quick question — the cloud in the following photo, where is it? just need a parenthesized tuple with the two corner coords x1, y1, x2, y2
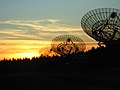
(0, 19, 82, 31)
(0, 19, 96, 42)
(0, 19, 98, 59)
(0, 20, 46, 30)
(0, 40, 51, 54)
(0, 29, 40, 40)
(47, 19, 60, 24)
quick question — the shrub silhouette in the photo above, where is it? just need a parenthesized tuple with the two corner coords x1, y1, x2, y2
(0, 40, 120, 74)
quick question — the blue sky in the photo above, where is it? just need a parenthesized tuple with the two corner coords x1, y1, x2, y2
(0, 0, 120, 59)
(0, 0, 120, 25)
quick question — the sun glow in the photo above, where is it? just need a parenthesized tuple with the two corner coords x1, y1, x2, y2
(14, 52, 40, 59)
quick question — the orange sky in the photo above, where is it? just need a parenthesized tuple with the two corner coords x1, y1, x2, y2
(0, 19, 99, 60)
(0, 40, 98, 60)
(0, 0, 119, 60)
(0, 40, 50, 60)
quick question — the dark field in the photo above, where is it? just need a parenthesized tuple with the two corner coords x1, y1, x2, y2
(0, 67, 120, 90)
(0, 44, 120, 90)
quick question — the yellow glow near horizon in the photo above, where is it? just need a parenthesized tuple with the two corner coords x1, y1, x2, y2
(0, 40, 51, 60)
(1, 52, 40, 60)
(14, 52, 40, 59)
(0, 40, 98, 60)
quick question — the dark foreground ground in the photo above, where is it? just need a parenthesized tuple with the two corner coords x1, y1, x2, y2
(0, 67, 120, 90)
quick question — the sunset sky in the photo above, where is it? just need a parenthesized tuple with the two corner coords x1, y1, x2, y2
(0, 0, 120, 59)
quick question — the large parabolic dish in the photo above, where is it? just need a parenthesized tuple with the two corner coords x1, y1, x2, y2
(51, 35, 86, 56)
(81, 8, 120, 46)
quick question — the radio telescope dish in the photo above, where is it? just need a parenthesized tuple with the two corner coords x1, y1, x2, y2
(81, 8, 120, 46)
(51, 35, 86, 56)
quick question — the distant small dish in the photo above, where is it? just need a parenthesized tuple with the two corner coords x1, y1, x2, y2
(51, 35, 86, 56)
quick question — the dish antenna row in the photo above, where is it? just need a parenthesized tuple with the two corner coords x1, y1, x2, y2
(51, 8, 120, 56)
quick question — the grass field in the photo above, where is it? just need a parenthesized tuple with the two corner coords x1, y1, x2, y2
(0, 67, 119, 90)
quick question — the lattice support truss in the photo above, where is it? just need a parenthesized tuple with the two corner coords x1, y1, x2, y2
(81, 8, 120, 46)
(51, 35, 86, 56)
